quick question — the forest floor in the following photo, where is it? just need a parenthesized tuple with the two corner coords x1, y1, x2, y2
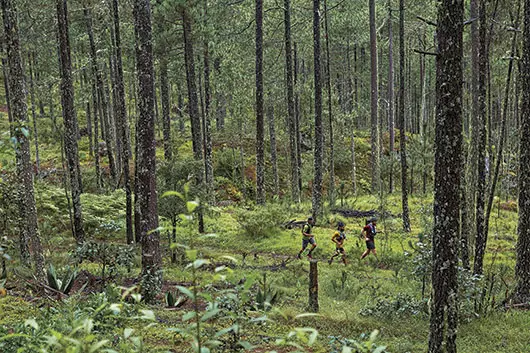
(0, 114, 529, 352)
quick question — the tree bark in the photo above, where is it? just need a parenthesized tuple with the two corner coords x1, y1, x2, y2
(57, 0, 85, 244)
(160, 58, 172, 161)
(267, 104, 279, 197)
(514, 0, 530, 305)
(1, 0, 45, 281)
(388, 0, 395, 193)
(133, 0, 162, 302)
(308, 261, 319, 312)
(473, 0, 488, 276)
(203, 1, 214, 205)
(428, 0, 463, 352)
(255, 0, 265, 205)
(323, 0, 335, 206)
(312, 0, 323, 221)
(399, 0, 411, 232)
(112, 0, 133, 244)
(284, 0, 300, 202)
(27, 52, 40, 175)
(369, 0, 380, 193)
(84, 6, 117, 186)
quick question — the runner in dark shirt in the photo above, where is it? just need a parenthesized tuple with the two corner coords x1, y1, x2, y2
(360, 217, 378, 260)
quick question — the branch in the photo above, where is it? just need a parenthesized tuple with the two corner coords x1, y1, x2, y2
(463, 17, 478, 26)
(414, 49, 437, 56)
(416, 15, 437, 27)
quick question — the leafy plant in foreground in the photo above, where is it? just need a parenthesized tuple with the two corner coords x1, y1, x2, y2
(46, 264, 77, 295)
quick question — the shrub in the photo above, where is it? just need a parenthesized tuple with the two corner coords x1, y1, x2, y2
(359, 292, 428, 319)
(235, 203, 285, 238)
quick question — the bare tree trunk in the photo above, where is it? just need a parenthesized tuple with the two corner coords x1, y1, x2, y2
(312, 0, 323, 221)
(514, 0, 530, 305)
(267, 104, 279, 197)
(203, 1, 214, 205)
(369, 0, 380, 193)
(182, 5, 205, 233)
(323, 0, 335, 206)
(473, 0, 488, 276)
(294, 42, 303, 195)
(1, 0, 45, 281)
(484, 5, 519, 261)
(84, 6, 117, 187)
(388, 0, 395, 193)
(255, 0, 265, 205)
(399, 0, 411, 232)
(160, 58, 172, 161)
(284, 0, 300, 202)
(428, 0, 463, 351)
(308, 261, 319, 312)
(57, 0, 85, 244)
(27, 52, 40, 175)
(112, 0, 133, 243)
(133, 0, 162, 303)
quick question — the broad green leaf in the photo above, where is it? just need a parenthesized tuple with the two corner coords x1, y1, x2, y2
(162, 191, 185, 200)
(123, 328, 134, 339)
(24, 319, 39, 330)
(193, 259, 209, 269)
(200, 308, 220, 322)
(187, 200, 199, 213)
(182, 311, 196, 321)
(89, 339, 109, 353)
(373, 346, 387, 353)
(176, 285, 195, 299)
(138, 310, 156, 321)
(186, 249, 198, 261)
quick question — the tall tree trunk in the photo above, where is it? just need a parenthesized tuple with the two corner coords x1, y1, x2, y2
(84, 6, 117, 186)
(267, 104, 279, 196)
(160, 58, 172, 161)
(351, 132, 357, 195)
(27, 52, 40, 175)
(323, 0, 335, 206)
(484, 5, 519, 264)
(308, 261, 319, 312)
(57, 0, 85, 244)
(133, 0, 162, 303)
(312, 0, 323, 221)
(255, 0, 265, 205)
(112, 0, 133, 243)
(294, 42, 303, 195)
(1, 0, 45, 281)
(399, 0, 411, 232)
(284, 0, 300, 202)
(182, 6, 205, 233)
(92, 81, 102, 190)
(388, 0, 395, 193)
(1, 56, 14, 137)
(473, 0, 488, 276)
(203, 0, 214, 205)
(514, 0, 530, 305)
(369, 0, 380, 193)
(428, 0, 463, 352)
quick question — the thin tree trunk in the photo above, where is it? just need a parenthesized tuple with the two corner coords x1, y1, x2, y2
(294, 42, 303, 195)
(473, 0, 488, 276)
(484, 6, 519, 260)
(428, 0, 463, 351)
(388, 0, 395, 193)
(57, 0, 85, 244)
(399, 0, 411, 232)
(284, 0, 300, 202)
(160, 58, 172, 161)
(312, 0, 323, 221)
(133, 0, 162, 303)
(27, 52, 40, 175)
(112, 0, 133, 243)
(84, 6, 117, 186)
(267, 104, 279, 197)
(514, 0, 530, 305)
(203, 1, 214, 205)
(369, 0, 380, 193)
(1, 0, 45, 281)
(182, 5, 205, 233)
(351, 132, 357, 195)
(324, 0, 335, 206)
(255, 0, 265, 205)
